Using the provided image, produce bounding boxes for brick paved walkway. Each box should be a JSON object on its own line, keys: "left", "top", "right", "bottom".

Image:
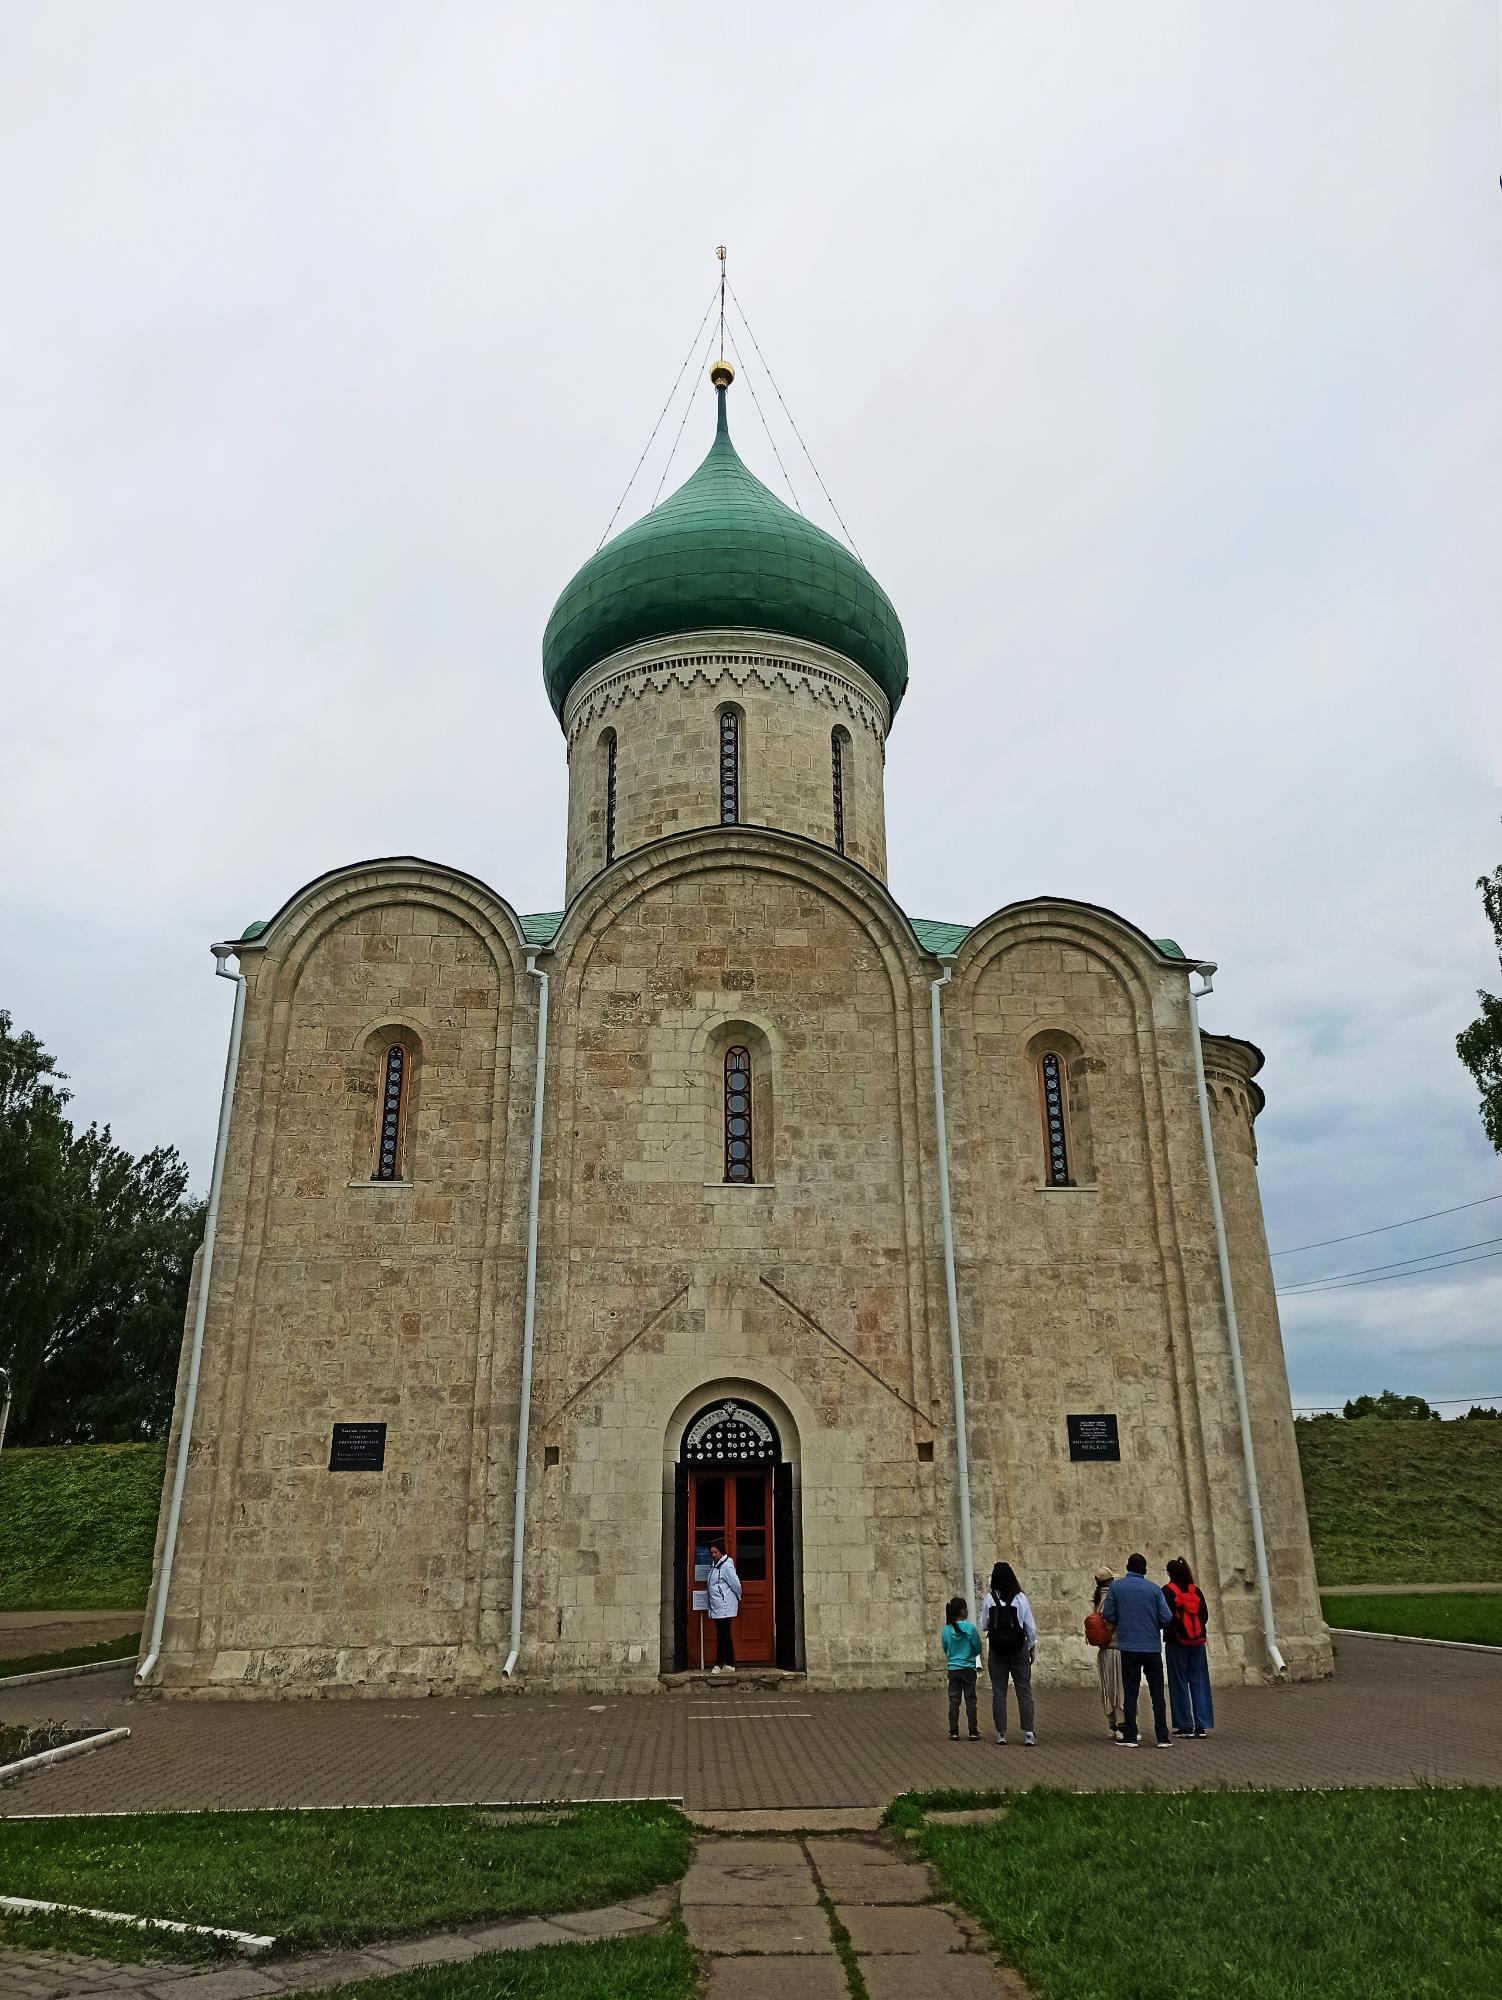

{"left": 1, "top": 1636, "right": 1497, "bottom": 1817}
{"left": 0, "top": 1614, "right": 141, "bottom": 1661}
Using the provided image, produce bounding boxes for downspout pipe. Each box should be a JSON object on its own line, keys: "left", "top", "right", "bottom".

{"left": 929, "top": 958, "right": 976, "bottom": 1606}
{"left": 502, "top": 949, "right": 549, "bottom": 1678}
{"left": 0, "top": 1366, "right": 12, "bottom": 1456}
{"left": 137, "top": 944, "right": 247, "bottom": 1687}
{"left": 1186, "top": 961, "right": 1286, "bottom": 1675}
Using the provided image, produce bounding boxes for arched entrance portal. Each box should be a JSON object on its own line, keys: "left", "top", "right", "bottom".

{"left": 673, "top": 1397, "right": 796, "bottom": 1670}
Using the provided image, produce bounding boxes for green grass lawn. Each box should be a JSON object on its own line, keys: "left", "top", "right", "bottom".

{"left": 283, "top": 1930, "right": 696, "bottom": 2000}
{"left": 0, "top": 1802, "right": 691, "bottom": 1963}
{"left": 0, "top": 1629, "right": 140, "bottom": 1679}
{"left": 888, "top": 1787, "right": 1502, "bottom": 2000}
{"left": 1297, "top": 1420, "right": 1502, "bottom": 1584}
{"left": 0, "top": 1443, "right": 162, "bottom": 1610}
{"left": 1322, "top": 1591, "right": 1502, "bottom": 1646}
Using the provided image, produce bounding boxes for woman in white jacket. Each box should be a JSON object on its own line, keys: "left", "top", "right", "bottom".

{"left": 978, "top": 1561, "right": 1039, "bottom": 1745}
{"left": 706, "top": 1540, "right": 742, "bottom": 1673}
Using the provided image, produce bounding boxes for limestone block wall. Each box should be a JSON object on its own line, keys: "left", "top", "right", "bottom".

{"left": 1203, "top": 1036, "right": 1331, "bottom": 1676}
{"left": 561, "top": 633, "right": 890, "bottom": 897}
{"left": 524, "top": 830, "right": 942, "bottom": 1688}
{"left": 145, "top": 864, "right": 533, "bottom": 1697}
{"left": 143, "top": 841, "right": 1329, "bottom": 1700}
{"left": 942, "top": 905, "right": 1329, "bottom": 1687}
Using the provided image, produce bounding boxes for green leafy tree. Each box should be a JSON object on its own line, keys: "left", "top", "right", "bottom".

{"left": 1462, "top": 1405, "right": 1501, "bottom": 1420}
{"left": 0, "top": 1011, "right": 203, "bottom": 1443}
{"left": 1342, "top": 1390, "right": 1441, "bottom": 1421}
{"left": 1457, "top": 836, "right": 1502, "bottom": 1152}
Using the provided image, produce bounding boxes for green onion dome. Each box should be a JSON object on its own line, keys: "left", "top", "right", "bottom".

{"left": 542, "top": 374, "right": 908, "bottom": 723}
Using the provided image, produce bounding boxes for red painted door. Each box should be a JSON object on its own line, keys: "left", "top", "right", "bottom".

{"left": 687, "top": 1465, "right": 775, "bottom": 1666}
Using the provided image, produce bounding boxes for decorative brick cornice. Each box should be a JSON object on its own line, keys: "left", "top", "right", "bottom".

{"left": 561, "top": 629, "right": 890, "bottom": 751}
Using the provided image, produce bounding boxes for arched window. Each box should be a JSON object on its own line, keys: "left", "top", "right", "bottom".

{"left": 718, "top": 706, "right": 741, "bottom": 825}
{"left": 372, "top": 1043, "right": 410, "bottom": 1181}
{"left": 1038, "top": 1050, "right": 1073, "bottom": 1187}
{"left": 601, "top": 728, "right": 618, "bottom": 865}
{"left": 831, "top": 727, "right": 850, "bottom": 854}
{"left": 724, "top": 1046, "right": 754, "bottom": 1182}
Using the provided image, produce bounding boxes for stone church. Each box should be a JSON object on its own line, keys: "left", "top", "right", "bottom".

{"left": 141, "top": 363, "right": 1330, "bottom": 1697}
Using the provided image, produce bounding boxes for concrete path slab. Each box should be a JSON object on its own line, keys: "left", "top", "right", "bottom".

{"left": 691, "top": 1808, "right": 885, "bottom": 1834}
{"left": 863, "top": 1957, "right": 1025, "bottom": 1998}
{"left": 706, "top": 1958, "right": 849, "bottom": 2000}
{"left": 681, "top": 1837, "right": 820, "bottom": 1907}
{"left": 837, "top": 1903, "right": 971, "bottom": 1955}
{"left": 683, "top": 1904, "right": 835, "bottom": 1953}
{"left": 805, "top": 1836, "right": 932, "bottom": 1902}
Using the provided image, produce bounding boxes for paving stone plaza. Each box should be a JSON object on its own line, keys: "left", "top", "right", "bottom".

{"left": 3, "top": 1635, "right": 1499, "bottom": 1998}
{"left": 3, "top": 1637, "right": 1498, "bottom": 1815}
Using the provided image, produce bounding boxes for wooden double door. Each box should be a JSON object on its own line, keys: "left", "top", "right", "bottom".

{"left": 688, "top": 1465, "right": 775, "bottom": 1666}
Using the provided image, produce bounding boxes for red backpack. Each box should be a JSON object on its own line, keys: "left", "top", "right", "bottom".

{"left": 1165, "top": 1581, "right": 1206, "bottom": 1646}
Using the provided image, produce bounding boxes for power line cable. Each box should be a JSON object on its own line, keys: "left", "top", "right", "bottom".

{"left": 595, "top": 282, "right": 720, "bottom": 551}
{"left": 1277, "top": 1244, "right": 1502, "bottom": 1295}
{"left": 1277, "top": 1230, "right": 1502, "bottom": 1292}
{"left": 725, "top": 326, "right": 802, "bottom": 512}
{"left": 1270, "top": 1192, "right": 1502, "bottom": 1257}
{"left": 725, "top": 280, "right": 865, "bottom": 564}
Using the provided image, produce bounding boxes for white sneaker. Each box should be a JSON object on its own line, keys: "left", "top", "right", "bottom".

{"left": 1023, "top": 1732, "right": 1036, "bottom": 1747}
{"left": 996, "top": 1733, "right": 1006, "bottom": 1745}
{"left": 1114, "top": 1738, "right": 1138, "bottom": 1749}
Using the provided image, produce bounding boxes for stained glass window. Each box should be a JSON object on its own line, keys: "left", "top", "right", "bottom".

{"left": 719, "top": 707, "right": 740, "bottom": 825}
{"left": 831, "top": 729, "right": 847, "bottom": 854}
{"left": 683, "top": 1397, "right": 779, "bottom": 1463}
{"left": 1040, "top": 1051, "right": 1072, "bottom": 1186}
{"left": 603, "top": 730, "right": 618, "bottom": 865}
{"left": 724, "top": 1045, "right": 753, "bottom": 1182}
{"left": 373, "top": 1044, "right": 407, "bottom": 1181}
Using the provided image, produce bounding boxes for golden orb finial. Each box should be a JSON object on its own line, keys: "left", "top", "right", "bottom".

{"left": 709, "top": 358, "right": 735, "bottom": 390}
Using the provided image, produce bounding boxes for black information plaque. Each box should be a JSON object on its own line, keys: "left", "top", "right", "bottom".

{"left": 1067, "top": 1413, "right": 1120, "bottom": 1462}
{"left": 329, "top": 1422, "right": 387, "bottom": 1472}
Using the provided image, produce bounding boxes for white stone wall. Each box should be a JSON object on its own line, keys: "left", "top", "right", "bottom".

{"left": 561, "top": 632, "right": 890, "bottom": 897}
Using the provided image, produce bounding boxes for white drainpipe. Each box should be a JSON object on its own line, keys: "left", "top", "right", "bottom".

{"left": 502, "top": 949, "right": 550, "bottom": 1678}
{"left": 1186, "top": 961, "right": 1286, "bottom": 1675}
{"left": 0, "top": 1366, "right": 12, "bottom": 1455}
{"left": 137, "top": 945, "right": 247, "bottom": 1687}
{"left": 929, "top": 959, "right": 976, "bottom": 1606}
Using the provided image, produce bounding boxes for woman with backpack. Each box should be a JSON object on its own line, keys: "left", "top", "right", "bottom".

{"left": 1086, "top": 1568, "right": 1124, "bottom": 1740}
{"left": 977, "top": 1561, "right": 1038, "bottom": 1746}
{"left": 1163, "top": 1555, "right": 1213, "bottom": 1737}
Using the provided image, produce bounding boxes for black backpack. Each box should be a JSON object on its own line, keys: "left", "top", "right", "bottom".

{"left": 987, "top": 1594, "right": 1025, "bottom": 1653}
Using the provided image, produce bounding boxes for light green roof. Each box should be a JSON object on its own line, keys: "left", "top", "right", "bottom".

{"left": 910, "top": 917, "right": 971, "bottom": 956}
{"left": 519, "top": 910, "right": 565, "bottom": 946}
{"left": 541, "top": 383, "right": 908, "bottom": 724}
{"left": 238, "top": 909, "right": 1186, "bottom": 961}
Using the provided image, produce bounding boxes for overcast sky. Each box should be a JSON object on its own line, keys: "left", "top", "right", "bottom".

{"left": 3, "top": 3, "right": 1499, "bottom": 1414}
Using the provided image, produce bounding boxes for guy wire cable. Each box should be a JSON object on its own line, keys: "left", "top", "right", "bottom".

{"left": 596, "top": 282, "right": 720, "bottom": 551}
{"left": 727, "top": 278, "right": 864, "bottom": 564}
{"left": 653, "top": 335, "right": 720, "bottom": 507}
{"left": 725, "top": 326, "right": 802, "bottom": 512}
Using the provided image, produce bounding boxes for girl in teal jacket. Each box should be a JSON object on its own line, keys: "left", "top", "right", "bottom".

{"left": 941, "top": 1595, "right": 983, "bottom": 1738}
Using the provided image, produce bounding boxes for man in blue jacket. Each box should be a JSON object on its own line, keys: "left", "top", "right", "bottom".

{"left": 1101, "top": 1553, "right": 1174, "bottom": 1747}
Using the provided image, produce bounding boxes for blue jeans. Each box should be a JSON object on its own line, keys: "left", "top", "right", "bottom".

{"left": 1120, "top": 1649, "right": 1169, "bottom": 1744}
{"left": 1166, "top": 1643, "right": 1214, "bottom": 1731}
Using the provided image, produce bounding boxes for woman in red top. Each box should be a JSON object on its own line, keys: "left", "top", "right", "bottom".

{"left": 1163, "top": 1556, "right": 1213, "bottom": 1737}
